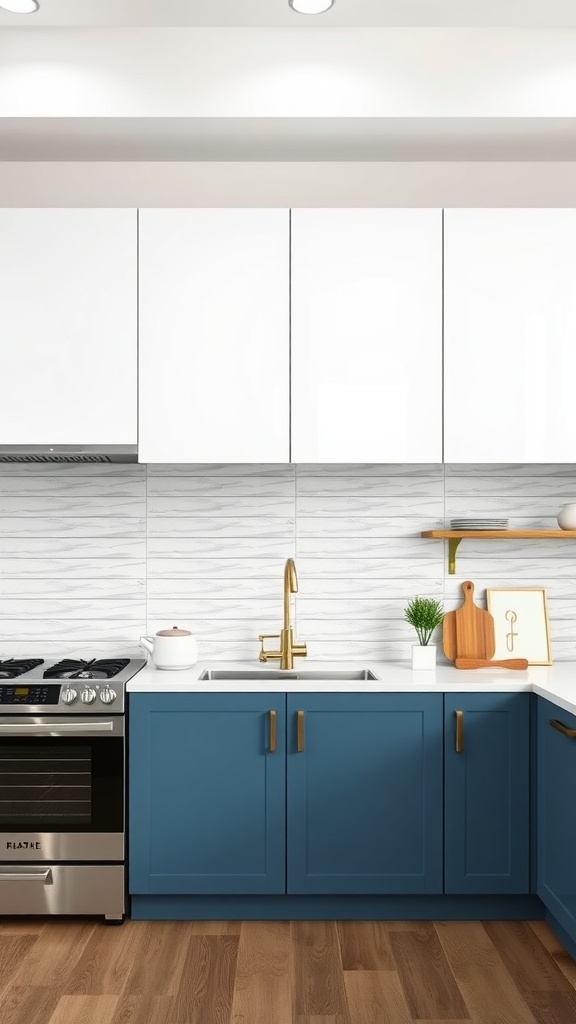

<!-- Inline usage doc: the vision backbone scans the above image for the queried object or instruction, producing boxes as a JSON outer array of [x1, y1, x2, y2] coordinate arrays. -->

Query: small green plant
[[404, 596, 444, 646]]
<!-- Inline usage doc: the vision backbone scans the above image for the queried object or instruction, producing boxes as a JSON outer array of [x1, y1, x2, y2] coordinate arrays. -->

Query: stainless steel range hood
[[0, 445, 138, 464]]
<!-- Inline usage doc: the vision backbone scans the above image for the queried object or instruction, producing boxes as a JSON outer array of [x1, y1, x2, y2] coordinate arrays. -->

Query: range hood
[[0, 445, 138, 464]]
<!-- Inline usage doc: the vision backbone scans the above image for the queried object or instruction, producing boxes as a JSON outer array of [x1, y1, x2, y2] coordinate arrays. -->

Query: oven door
[[0, 716, 124, 862]]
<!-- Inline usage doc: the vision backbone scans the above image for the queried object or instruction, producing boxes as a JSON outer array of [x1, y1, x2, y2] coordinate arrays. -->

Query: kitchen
[[2, 1, 576, 1022]]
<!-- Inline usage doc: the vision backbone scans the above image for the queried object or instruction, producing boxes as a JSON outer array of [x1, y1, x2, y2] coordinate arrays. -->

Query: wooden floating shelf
[[421, 530, 576, 574]]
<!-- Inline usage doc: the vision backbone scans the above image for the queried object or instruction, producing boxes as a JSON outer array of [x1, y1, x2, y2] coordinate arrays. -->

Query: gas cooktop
[[0, 657, 146, 713], [0, 657, 145, 681]]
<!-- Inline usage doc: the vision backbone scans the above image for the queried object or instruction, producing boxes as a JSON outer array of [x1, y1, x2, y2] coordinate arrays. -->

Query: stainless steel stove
[[0, 656, 146, 923]]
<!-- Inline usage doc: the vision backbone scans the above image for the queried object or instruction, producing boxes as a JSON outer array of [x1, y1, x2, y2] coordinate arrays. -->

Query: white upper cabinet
[[290, 209, 443, 463], [444, 209, 576, 463], [0, 209, 137, 445], [138, 209, 289, 464]]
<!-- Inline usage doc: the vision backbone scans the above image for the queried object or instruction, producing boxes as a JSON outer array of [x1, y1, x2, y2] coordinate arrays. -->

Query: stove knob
[[61, 687, 78, 705], [80, 687, 97, 704], [99, 686, 117, 705]]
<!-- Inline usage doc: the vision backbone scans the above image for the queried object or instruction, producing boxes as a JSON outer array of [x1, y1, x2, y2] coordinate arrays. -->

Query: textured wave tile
[[2, 461, 576, 660]]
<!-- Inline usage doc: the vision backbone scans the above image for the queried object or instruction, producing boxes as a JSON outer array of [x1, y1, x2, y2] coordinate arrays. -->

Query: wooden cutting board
[[443, 580, 496, 662]]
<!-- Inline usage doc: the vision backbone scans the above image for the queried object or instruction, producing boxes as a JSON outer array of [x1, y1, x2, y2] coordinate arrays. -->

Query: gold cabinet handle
[[455, 710, 464, 753], [550, 718, 576, 739], [297, 710, 305, 753], [269, 710, 277, 753]]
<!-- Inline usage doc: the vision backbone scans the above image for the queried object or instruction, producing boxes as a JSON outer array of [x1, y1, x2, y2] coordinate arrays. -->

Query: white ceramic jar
[[139, 626, 198, 670], [557, 504, 576, 530]]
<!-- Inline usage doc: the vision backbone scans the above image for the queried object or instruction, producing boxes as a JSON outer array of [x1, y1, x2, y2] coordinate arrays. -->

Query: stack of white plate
[[450, 518, 509, 530]]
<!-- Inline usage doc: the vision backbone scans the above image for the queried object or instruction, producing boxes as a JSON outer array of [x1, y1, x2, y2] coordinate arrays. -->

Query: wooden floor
[[1, 918, 576, 1024]]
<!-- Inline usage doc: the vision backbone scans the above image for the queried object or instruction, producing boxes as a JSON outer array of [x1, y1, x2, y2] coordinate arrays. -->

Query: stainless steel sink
[[198, 669, 378, 682]]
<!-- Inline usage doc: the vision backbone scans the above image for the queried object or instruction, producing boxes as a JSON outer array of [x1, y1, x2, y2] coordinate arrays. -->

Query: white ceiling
[[1, 0, 576, 27]]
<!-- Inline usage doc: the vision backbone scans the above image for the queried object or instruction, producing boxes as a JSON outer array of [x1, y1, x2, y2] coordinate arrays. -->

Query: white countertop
[[127, 660, 576, 717]]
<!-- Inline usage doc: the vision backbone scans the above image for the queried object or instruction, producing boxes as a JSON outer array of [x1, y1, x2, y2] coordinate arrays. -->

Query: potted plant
[[404, 596, 444, 669]]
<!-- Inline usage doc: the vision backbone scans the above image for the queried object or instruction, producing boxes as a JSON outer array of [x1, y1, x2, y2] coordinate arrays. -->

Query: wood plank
[[527, 921, 565, 956], [521, 989, 576, 1024], [187, 920, 242, 935], [0, 920, 46, 936], [109, 995, 176, 1024], [170, 934, 239, 1024], [231, 921, 291, 1024], [291, 921, 350, 1020], [337, 922, 394, 971], [47, 995, 119, 1024], [62, 920, 147, 996], [344, 971, 412, 1024], [434, 921, 502, 969], [389, 924, 469, 1020], [0, 986, 61, 1024], [100, 922, 192, 998], [0, 936, 39, 997], [527, 921, 576, 988], [6, 921, 95, 990], [294, 1017, 350, 1024], [483, 922, 574, 994], [437, 922, 538, 1024]]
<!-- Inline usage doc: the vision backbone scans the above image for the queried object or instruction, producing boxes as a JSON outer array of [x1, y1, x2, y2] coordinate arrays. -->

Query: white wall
[[0, 462, 574, 664], [3, 162, 576, 207]]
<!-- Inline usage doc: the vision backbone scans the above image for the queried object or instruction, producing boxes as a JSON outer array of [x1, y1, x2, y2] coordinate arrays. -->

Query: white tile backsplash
[[0, 462, 575, 663]]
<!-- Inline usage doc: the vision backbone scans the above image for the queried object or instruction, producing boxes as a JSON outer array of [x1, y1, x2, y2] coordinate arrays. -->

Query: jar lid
[[156, 626, 192, 637]]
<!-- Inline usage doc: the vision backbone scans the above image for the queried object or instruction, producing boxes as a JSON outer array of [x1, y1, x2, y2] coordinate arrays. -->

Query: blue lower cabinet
[[537, 697, 576, 941], [444, 693, 529, 895], [286, 693, 443, 895], [129, 693, 286, 895]]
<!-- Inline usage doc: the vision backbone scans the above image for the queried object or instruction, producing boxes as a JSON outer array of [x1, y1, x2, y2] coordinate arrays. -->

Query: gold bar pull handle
[[297, 710, 305, 753], [455, 710, 464, 753], [269, 710, 277, 753], [550, 718, 576, 739]]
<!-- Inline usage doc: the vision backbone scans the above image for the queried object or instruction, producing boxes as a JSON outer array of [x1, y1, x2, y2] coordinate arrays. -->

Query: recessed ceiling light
[[289, 0, 335, 14], [0, 0, 40, 12]]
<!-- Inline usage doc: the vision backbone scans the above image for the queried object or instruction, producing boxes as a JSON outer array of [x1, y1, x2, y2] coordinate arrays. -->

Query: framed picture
[[486, 588, 552, 665]]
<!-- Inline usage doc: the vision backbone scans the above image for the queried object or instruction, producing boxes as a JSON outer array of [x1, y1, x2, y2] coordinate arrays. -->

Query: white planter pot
[[412, 644, 437, 670]]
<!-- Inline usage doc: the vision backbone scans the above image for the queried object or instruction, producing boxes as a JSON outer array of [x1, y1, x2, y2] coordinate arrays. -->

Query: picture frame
[[486, 587, 552, 665]]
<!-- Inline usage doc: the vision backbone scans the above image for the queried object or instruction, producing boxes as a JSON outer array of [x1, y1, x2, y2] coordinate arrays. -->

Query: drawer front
[[0, 863, 125, 917]]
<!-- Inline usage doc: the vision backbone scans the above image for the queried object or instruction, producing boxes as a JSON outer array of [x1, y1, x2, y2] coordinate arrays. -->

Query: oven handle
[[0, 721, 116, 735], [0, 869, 52, 883]]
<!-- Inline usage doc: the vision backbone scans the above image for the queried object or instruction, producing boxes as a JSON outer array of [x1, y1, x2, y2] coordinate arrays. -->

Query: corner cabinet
[[129, 694, 286, 894], [537, 697, 576, 941], [444, 693, 530, 894], [286, 693, 443, 894], [138, 209, 290, 463], [444, 209, 576, 463], [0, 208, 137, 445], [291, 209, 443, 463]]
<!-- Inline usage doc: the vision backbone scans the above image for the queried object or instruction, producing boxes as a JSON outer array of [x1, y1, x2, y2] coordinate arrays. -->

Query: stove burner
[[44, 658, 130, 680], [0, 658, 44, 679]]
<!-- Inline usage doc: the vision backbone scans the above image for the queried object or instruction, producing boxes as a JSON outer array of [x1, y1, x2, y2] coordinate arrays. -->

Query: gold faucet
[[258, 558, 307, 670]]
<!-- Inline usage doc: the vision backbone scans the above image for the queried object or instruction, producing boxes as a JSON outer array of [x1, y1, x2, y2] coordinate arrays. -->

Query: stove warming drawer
[[0, 863, 125, 919]]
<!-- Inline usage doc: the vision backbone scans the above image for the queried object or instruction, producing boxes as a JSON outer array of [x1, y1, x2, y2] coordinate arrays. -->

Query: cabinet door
[[286, 694, 443, 894], [445, 209, 576, 462], [129, 694, 285, 894], [444, 693, 529, 894], [291, 209, 442, 463], [537, 697, 576, 938], [0, 209, 137, 444], [138, 209, 289, 463]]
